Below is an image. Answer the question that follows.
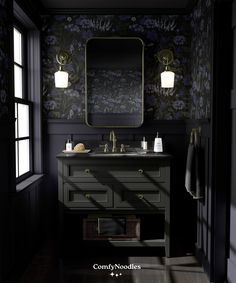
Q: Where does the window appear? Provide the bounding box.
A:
[14,26,32,180]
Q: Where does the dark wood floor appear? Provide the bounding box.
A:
[16,243,210,283]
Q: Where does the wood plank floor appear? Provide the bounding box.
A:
[17,243,210,283]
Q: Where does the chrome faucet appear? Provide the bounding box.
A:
[109,130,117,152]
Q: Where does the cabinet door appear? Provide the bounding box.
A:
[63,183,113,208]
[114,183,167,209]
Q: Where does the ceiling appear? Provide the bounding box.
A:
[40,0,195,10]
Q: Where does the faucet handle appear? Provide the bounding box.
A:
[99,143,109,152]
[120,144,130,152]
[120,144,125,152]
[104,143,109,152]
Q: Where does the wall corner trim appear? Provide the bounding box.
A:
[231,89,236,109]
[232,0,236,28]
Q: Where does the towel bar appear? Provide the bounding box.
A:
[190,127,201,145]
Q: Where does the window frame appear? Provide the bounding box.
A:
[13,22,33,183]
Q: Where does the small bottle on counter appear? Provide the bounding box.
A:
[141,136,148,150]
[153,132,163,153]
[65,138,73,151]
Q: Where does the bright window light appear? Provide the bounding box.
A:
[15,142,19,178]
[14,27,22,65]
[18,139,30,176]
[18,104,29,138]
[14,65,23,98]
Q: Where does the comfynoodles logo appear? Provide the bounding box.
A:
[93,263,141,271]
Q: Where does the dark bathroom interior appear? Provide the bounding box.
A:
[0,0,236,282]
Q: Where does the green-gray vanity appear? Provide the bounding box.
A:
[57,151,171,257]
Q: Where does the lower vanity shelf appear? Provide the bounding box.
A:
[57,153,171,257]
[62,213,166,252]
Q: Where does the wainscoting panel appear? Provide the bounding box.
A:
[186,120,212,276]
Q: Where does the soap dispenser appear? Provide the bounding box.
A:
[153,132,163,153]
[65,135,73,151]
[141,136,148,150]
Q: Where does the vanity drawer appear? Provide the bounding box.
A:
[114,183,166,209]
[64,164,105,179]
[63,163,166,182]
[108,166,165,182]
[63,183,113,208]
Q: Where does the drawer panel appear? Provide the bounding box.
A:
[64,183,113,208]
[64,164,166,182]
[114,183,165,209]
[66,165,105,178]
[109,167,162,178]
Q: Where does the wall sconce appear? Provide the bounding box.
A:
[156,49,175,88]
[54,50,71,88]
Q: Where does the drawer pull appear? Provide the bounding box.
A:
[85,169,90,174]
[138,169,143,174]
[138,194,144,199]
[85,194,91,199]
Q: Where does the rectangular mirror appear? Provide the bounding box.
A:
[85,37,144,128]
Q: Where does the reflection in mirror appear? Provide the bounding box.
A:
[85,37,144,128]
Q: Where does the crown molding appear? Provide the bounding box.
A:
[40,7,195,15]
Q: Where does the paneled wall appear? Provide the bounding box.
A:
[228,1,236,282]
[185,120,212,274]
[7,179,45,283]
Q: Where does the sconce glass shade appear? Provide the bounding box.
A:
[54,70,68,88]
[161,70,175,88]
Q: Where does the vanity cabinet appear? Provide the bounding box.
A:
[57,153,171,256]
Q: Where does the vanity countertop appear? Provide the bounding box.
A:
[56,151,172,159]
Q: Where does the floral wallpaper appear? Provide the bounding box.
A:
[87,69,142,114]
[42,14,192,120]
[42,0,213,121]
[0,0,10,120]
[190,0,213,119]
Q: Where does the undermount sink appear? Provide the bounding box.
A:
[93,152,139,156]
[91,148,149,156]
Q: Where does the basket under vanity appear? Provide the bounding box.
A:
[57,152,171,257]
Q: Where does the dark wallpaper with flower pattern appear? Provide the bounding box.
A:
[42,14,192,120]
[0,0,10,120]
[42,0,213,121]
[190,0,212,119]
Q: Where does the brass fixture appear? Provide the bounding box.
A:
[109,130,117,152]
[120,144,125,153]
[155,49,175,88]
[138,194,144,200]
[104,144,109,152]
[54,49,71,88]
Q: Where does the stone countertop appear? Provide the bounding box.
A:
[56,151,172,159]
